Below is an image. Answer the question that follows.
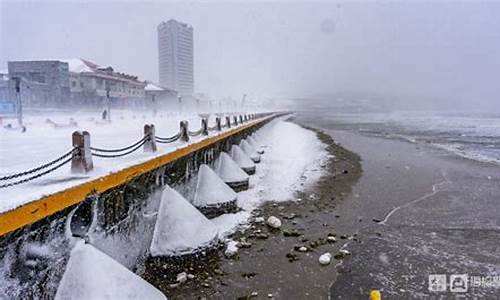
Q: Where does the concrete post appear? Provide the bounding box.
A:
[201,118,209,136]
[143,124,157,152]
[226,116,231,128]
[216,117,222,131]
[71,131,93,173]
[180,120,189,142]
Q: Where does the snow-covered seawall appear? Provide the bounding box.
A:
[212,117,329,235]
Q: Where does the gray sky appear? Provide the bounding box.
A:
[1,0,500,109]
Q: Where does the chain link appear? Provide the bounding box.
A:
[0,148,76,181]
[0,156,74,189]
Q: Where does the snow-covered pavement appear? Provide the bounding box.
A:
[210,117,329,237]
[0,110,254,213]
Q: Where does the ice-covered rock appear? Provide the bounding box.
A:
[319,252,332,265]
[224,240,239,258]
[55,241,166,300]
[254,217,265,223]
[176,272,187,284]
[150,186,219,257]
[193,164,237,209]
[231,145,256,175]
[266,216,282,229]
[214,152,249,191]
[240,140,261,163]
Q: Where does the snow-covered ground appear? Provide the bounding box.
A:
[0,110,254,213]
[210,117,329,237]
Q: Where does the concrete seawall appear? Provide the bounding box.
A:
[0,113,283,298]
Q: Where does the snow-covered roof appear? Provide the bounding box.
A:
[193,164,237,207]
[145,82,164,91]
[55,241,166,300]
[59,58,97,73]
[150,186,219,257]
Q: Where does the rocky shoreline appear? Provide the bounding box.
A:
[158,123,363,299]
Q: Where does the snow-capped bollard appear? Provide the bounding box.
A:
[225,116,231,128]
[248,135,264,154]
[231,145,256,175]
[215,152,249,191]
[240,139,261,163]
[71,131,93,173]
[143,124,157,152]
[201,118,209,136]
[149,186,220,257]
[233,116,238,126]
[55,241,166,300]
[179,121,189,142]
[193,164,238,218]
[216,117,222,131]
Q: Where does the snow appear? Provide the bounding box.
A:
[224,239,239,258]
[230,145,255,172]
[239,139,260,162]
[55,241,166,300]
[0,110,250,214]
[144,82,164,91]
[59,58,96,73]
[211,117,328,237]
[214,152,249,184]
[192,164,237,208]
[150,186,219,257]
[247,136,264,154]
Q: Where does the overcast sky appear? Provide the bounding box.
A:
[1,1,500,109]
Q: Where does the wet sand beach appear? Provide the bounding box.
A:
[165,114,500,299]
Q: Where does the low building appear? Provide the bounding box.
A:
[3,59,150,109]
[7,60,71,107]
[63,59,147,108]
[144,81,178,111]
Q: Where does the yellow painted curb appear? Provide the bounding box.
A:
[0,116,273,236]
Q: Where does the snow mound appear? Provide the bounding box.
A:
[247,136,264,154]
[240,140,261,163]
[150,186,219,257]
[215,152,249,184]
[55,241,166,300]
[231,145,255,174]
[193,164,237,208]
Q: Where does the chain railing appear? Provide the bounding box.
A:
[0,112,271,189]
[0,148,77,189]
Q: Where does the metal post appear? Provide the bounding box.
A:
[13,77,23,127]
[216,117,222,131]
[233,116,238,126]
[143,124,157,152]
[71,131,93,173]
[201,118,208,136]
[226,116,231,128]
[180,120,189,142]
[239,115,244,124]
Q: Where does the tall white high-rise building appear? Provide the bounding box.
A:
[158,19,194,96]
